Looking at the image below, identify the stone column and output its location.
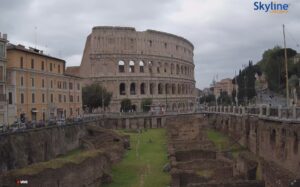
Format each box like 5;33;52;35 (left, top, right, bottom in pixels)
266;105;270;116
259;105;263;116
293;105;296;119
278;106;282;118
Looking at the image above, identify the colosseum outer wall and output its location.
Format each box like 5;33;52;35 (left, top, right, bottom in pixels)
77;26;196;112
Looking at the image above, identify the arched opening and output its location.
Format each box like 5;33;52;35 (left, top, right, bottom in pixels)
119;83;126;95
164;63;168;73
165;84;170;94
158;83;163;94
140;83;145;95
131;105;137;112
139;61;144;73
178;84;181;94
176;64;179;75
118;60;125;73
172;84;176;94
148;61;153;73
129;60;135;73
172;103;177;111
150;83;154;95
157;62;161;73
171;63;174;74
130;83;136;95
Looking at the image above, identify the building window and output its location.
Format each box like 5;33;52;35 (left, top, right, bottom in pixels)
158;83;163;94
69;95;73;102
140;83;145;95
150;83;154;95
20;57;24;69
69;82;73;90
77;96;80;102
129;61;135;73
149;40;152;47
164;43;167;48
42;79;45;88
119;83;126;95
130;83;136;95
20;76;24;86
139;61;144;73
148;61;153;73
50;94;53;103
77;83;80;90
64;95;66;102
32;93;35;103
51;80;53;88
58;65;61;73
31;78;34;87
31;59;34;69
50;63;53;71
59;94;62;102
0;66;3;81
21;93;24;104
118;60;125;73
42;93;45;103
8;92;13;104
0;43;4;57
41;61;45;71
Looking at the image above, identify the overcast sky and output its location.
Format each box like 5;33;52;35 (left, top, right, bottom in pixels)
1;0;299;89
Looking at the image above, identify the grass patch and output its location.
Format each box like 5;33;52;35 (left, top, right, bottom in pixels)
206;129;245;158
103;129;170;187
196;169;214;178
9;148;103;176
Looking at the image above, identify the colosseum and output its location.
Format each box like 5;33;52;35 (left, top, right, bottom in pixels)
67;26;196;112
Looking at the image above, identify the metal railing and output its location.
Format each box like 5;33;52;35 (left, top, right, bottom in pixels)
204;105;300;122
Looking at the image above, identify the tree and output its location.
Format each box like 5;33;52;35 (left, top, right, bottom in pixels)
261;47;297;93
141;98;152;112
82;83;112;112
199;94;216;106
120;98;132;112
217;91;232;106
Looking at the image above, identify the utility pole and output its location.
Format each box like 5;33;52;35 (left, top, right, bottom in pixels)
283;24;289;107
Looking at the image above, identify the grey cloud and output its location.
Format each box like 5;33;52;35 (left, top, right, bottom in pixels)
0;0;299;89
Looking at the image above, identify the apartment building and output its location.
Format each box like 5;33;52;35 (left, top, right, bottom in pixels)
6;44;82;123
0;33;8;124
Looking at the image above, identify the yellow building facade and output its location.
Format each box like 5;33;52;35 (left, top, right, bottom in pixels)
6;44;82;123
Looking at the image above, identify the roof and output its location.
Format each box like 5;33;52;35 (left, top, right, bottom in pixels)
66;66;80;75
7;43;65;63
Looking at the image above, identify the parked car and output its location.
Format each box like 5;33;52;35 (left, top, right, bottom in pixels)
9;123;19;133
47;119;57;126
36;120;45;128
0;123;6;133
57;118;66;126
74;116;83;123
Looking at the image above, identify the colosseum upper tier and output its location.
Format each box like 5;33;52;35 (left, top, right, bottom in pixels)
75;26;196;112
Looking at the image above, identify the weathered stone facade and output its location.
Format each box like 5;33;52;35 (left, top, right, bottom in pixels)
68;26;196;112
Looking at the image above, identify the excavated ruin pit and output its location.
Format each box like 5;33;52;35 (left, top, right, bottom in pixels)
166;115;265;187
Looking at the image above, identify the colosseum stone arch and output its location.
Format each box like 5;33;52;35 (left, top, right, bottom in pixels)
74;26;196;112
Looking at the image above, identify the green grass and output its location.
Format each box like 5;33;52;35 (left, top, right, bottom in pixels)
103;129;170;187
206;129;245;158
196;169;214;178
